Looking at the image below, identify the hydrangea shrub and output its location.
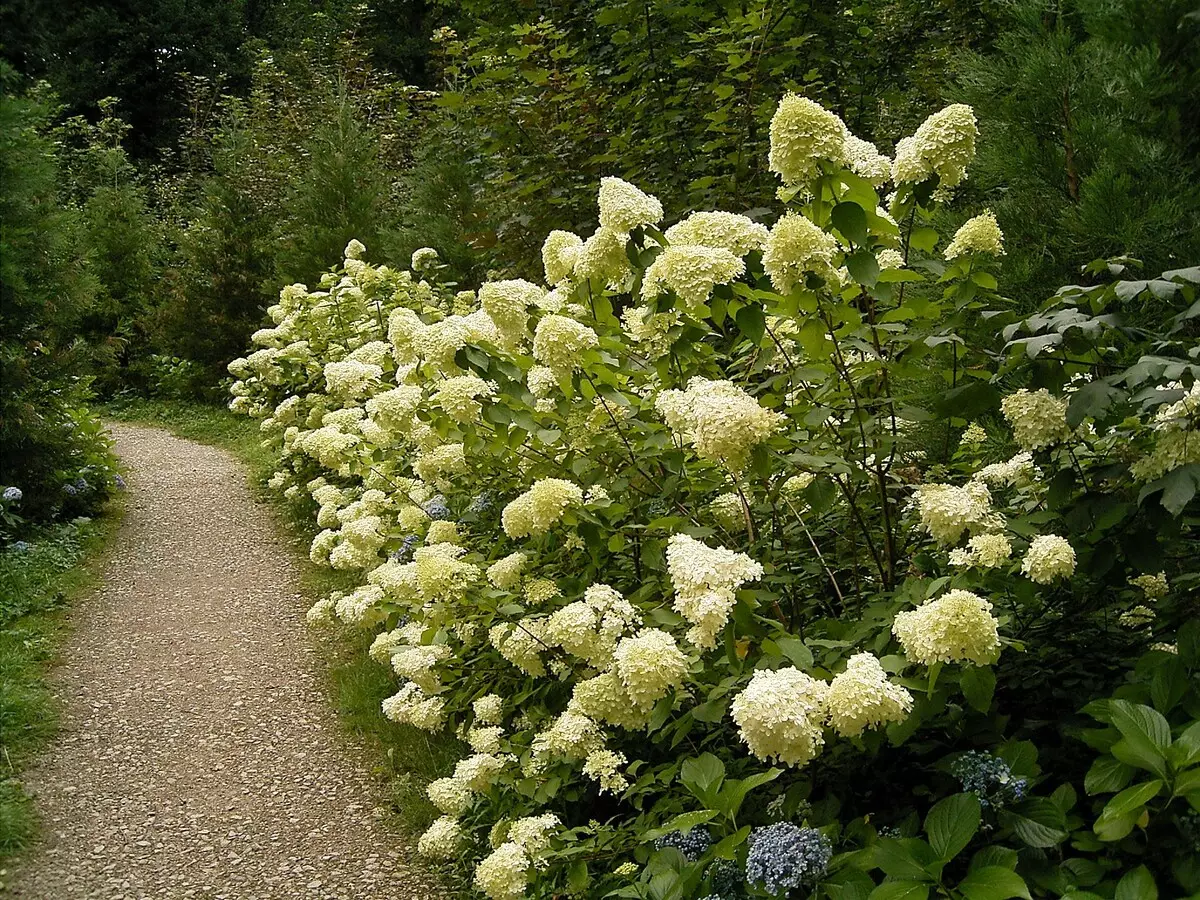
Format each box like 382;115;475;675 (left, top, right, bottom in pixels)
228;93;1199;898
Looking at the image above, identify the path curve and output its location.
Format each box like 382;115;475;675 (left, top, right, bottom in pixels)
7;424;426;900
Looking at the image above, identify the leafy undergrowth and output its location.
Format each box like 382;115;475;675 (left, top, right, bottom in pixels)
101;398;463;842
0;507;123;864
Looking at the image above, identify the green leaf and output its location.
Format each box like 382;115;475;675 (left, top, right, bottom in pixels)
1150;656;1188;714
960;666;996;713
832;201;869;245
1094;780;1162;841
776;637;813;670
846;248;880;287
720;768;783;821
568;859;589;892
1000;800;1068;848
1108;700;1170;778
956;867;1032;900
925;793;980;861
642;809;719;842
909;226;938;254
1115;865;1157;900
735;303;765;346
1067;380;1124;427
875;838;934;880
868;883;930;900
1084;756;1135;795
681;753;725;802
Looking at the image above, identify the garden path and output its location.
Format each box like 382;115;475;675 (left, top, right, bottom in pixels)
7;424;427;900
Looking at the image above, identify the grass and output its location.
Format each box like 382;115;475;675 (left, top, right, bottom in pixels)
0;503;124;864
101;397;462;841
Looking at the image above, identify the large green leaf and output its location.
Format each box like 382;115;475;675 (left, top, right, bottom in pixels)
1084;755;1135;795
1108;701;1170;778
832;201;869;246
1115;865;1157;900
925;793;980;861
1094;780;1162;841
641;809;719;842
960;666;996;713
868;882;930;900
956;867;1032;900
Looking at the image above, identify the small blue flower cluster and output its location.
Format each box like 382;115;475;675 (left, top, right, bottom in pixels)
745;823;831;896
390;534;420;563
705;858;742;896
468;491;493;514
9;540;31;552
114;474;127;491
424;495;451;520
2;486;22;502
951;751;1028;808
1179;810;1200;852
654;826;712;862
63;483;78;496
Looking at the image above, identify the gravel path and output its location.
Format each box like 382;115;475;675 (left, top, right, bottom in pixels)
6;423;428;900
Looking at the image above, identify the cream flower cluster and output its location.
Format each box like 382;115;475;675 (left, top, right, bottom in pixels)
944;211;1005;259
382;683;445;731
731;667;829;767
532;314;599;376
542;230;584;285
575;226;632;288
486;551;528;590
417;815;462;859
827;653;913;738
893;590;1001;666
844;134;892;186
1130;572;1169;600
501;478;584;539
762;214;840;293
664;211;769;256
973;452;1038;488
641;244;745;316
950;533;1013;569
1001;389;1071;450
432;374;497;423
891;103;978;188
597;176;664;232
656;378;785;472
479;278;544;346
612;628;689;710
1021;534;1075;584
768;93;848;185
666;534;764;648
912;481;1002;545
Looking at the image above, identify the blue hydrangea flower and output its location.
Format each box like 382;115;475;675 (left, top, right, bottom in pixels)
74;477;89;491
2;486;22;502
654;826;712;862
705;858;743;896
114;474;127;490
468;491;493;514
745;824;831;896
951;751;1027;808
10;540;31;552
423;495;451;520
63;483;78;496
390;534;420;563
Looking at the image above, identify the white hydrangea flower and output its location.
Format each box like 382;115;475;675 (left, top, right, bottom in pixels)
656;377;785;473
487;552;528;590
827;653;913;737
501;479;584;539
417;816;462;858
664;211;769;256
892;590;1001;666
911;481;1003;545
1130;572;1168;600
1001;389;1071;451
731;667;829;767
613;629;689;710
768;94;848;186
666;533;764;648
641;244;745;316
944;211;1004;259
532;315;599;376
473;693;505;725
575;226;633;288
474;841;529;900
762;213;840;293
542;230;584;285
583;749;630;793
1021;534;1076;584
844;133;892;186
597;176;663;232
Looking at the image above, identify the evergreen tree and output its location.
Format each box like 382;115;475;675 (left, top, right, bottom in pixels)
953;0;1200;302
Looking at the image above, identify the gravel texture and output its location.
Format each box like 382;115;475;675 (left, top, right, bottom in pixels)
6;424;429;899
